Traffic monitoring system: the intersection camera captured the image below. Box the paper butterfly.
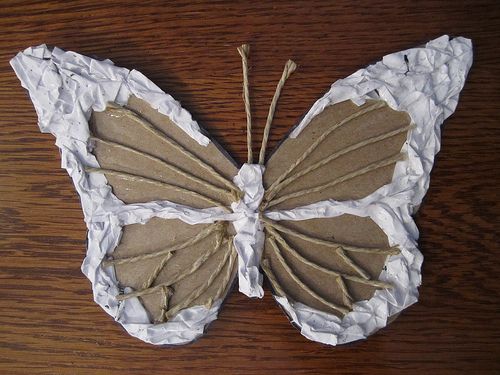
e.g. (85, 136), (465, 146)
(11, 35), (472, 346)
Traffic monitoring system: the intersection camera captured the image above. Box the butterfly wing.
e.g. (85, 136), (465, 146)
(90, 96), (239, 208)
(261, 36), (473, 345)
(11, 45), (240, 345)
(262, 99), (411, 210)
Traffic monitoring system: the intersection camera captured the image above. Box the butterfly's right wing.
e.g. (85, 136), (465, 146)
(261, 36), (472, 345)
(11, 45), (240, 345)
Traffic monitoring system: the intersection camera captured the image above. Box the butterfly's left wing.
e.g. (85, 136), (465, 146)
(261, 35), (473, 345)
(11, 45), (241, 345)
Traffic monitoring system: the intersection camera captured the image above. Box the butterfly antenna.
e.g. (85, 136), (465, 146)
(258, 59), (297, 165)
(237, 44), (253, 164)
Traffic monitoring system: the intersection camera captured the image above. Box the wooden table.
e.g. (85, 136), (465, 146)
(1, 1), (499, 374)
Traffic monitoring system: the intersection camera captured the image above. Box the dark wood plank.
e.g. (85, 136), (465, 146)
(0, 1), (499, 374)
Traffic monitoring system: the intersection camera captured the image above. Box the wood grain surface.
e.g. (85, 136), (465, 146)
(1, 1), (499, 374)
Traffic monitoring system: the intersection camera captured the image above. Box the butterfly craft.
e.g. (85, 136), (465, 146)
(11, 35), (472, 346)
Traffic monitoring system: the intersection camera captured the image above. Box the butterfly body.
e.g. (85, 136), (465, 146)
(231, 163), (266, 298)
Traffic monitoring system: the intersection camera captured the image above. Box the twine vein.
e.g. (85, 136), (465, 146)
(116, 232), (227, 301)
(142, 252), (174, 290)
(262, 218), (399, 256)
(265, 101), (387, 200)
(85, 167), (228, 210)
(268, 123), (414, 199)
(205, 240), (238, 309)
(90, 136), (233, 199)
(267, 236), (350, 315)
(266, 225), (392, 289)
(265, 152), (404, 209)
(103, 222), (223, 267)
(165, 242), (235, 319)
(155, 286), (172, 323)
(261, 259), (288, 299)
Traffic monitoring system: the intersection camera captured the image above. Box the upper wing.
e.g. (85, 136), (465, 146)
(261, 35), (473, 345)
(11, 45), (240, 345)
(262, 99), (411, 210)
(90, 96), (240, 208)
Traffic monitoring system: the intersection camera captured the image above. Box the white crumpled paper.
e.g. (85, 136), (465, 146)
(11, 35), (472, 346)
(231, 163), (266, 298)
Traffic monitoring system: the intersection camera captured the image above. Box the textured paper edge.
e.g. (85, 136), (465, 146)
(265, 35), (473, 345)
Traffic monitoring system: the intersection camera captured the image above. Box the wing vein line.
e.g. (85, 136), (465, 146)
(165, 242), (236, 319)
(106, 104), (240, 195)
(205, 240), (238, 309)
(142, 252), (175, 290)
(261, 259), (291, 300)
(116, 233), (229, 301)
(336, 276), (354, 308)
(265, 101), (386, 197)
(104, 222), (224, 267)
(266, 236), (350, 315)
(265, 152), (404, 209)
(155, 286), (172, 323)
(261, 218), (399, 256)
(267, 123), (413, 200)
(85, 167), (229, 209)
(90, 136), (234, 199)
(266, 225), (392, 290)
(335, 247), (370, 279)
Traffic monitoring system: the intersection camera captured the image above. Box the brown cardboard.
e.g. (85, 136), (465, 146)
(90, 96), (238, 322)
(262, 99), (411, 317)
